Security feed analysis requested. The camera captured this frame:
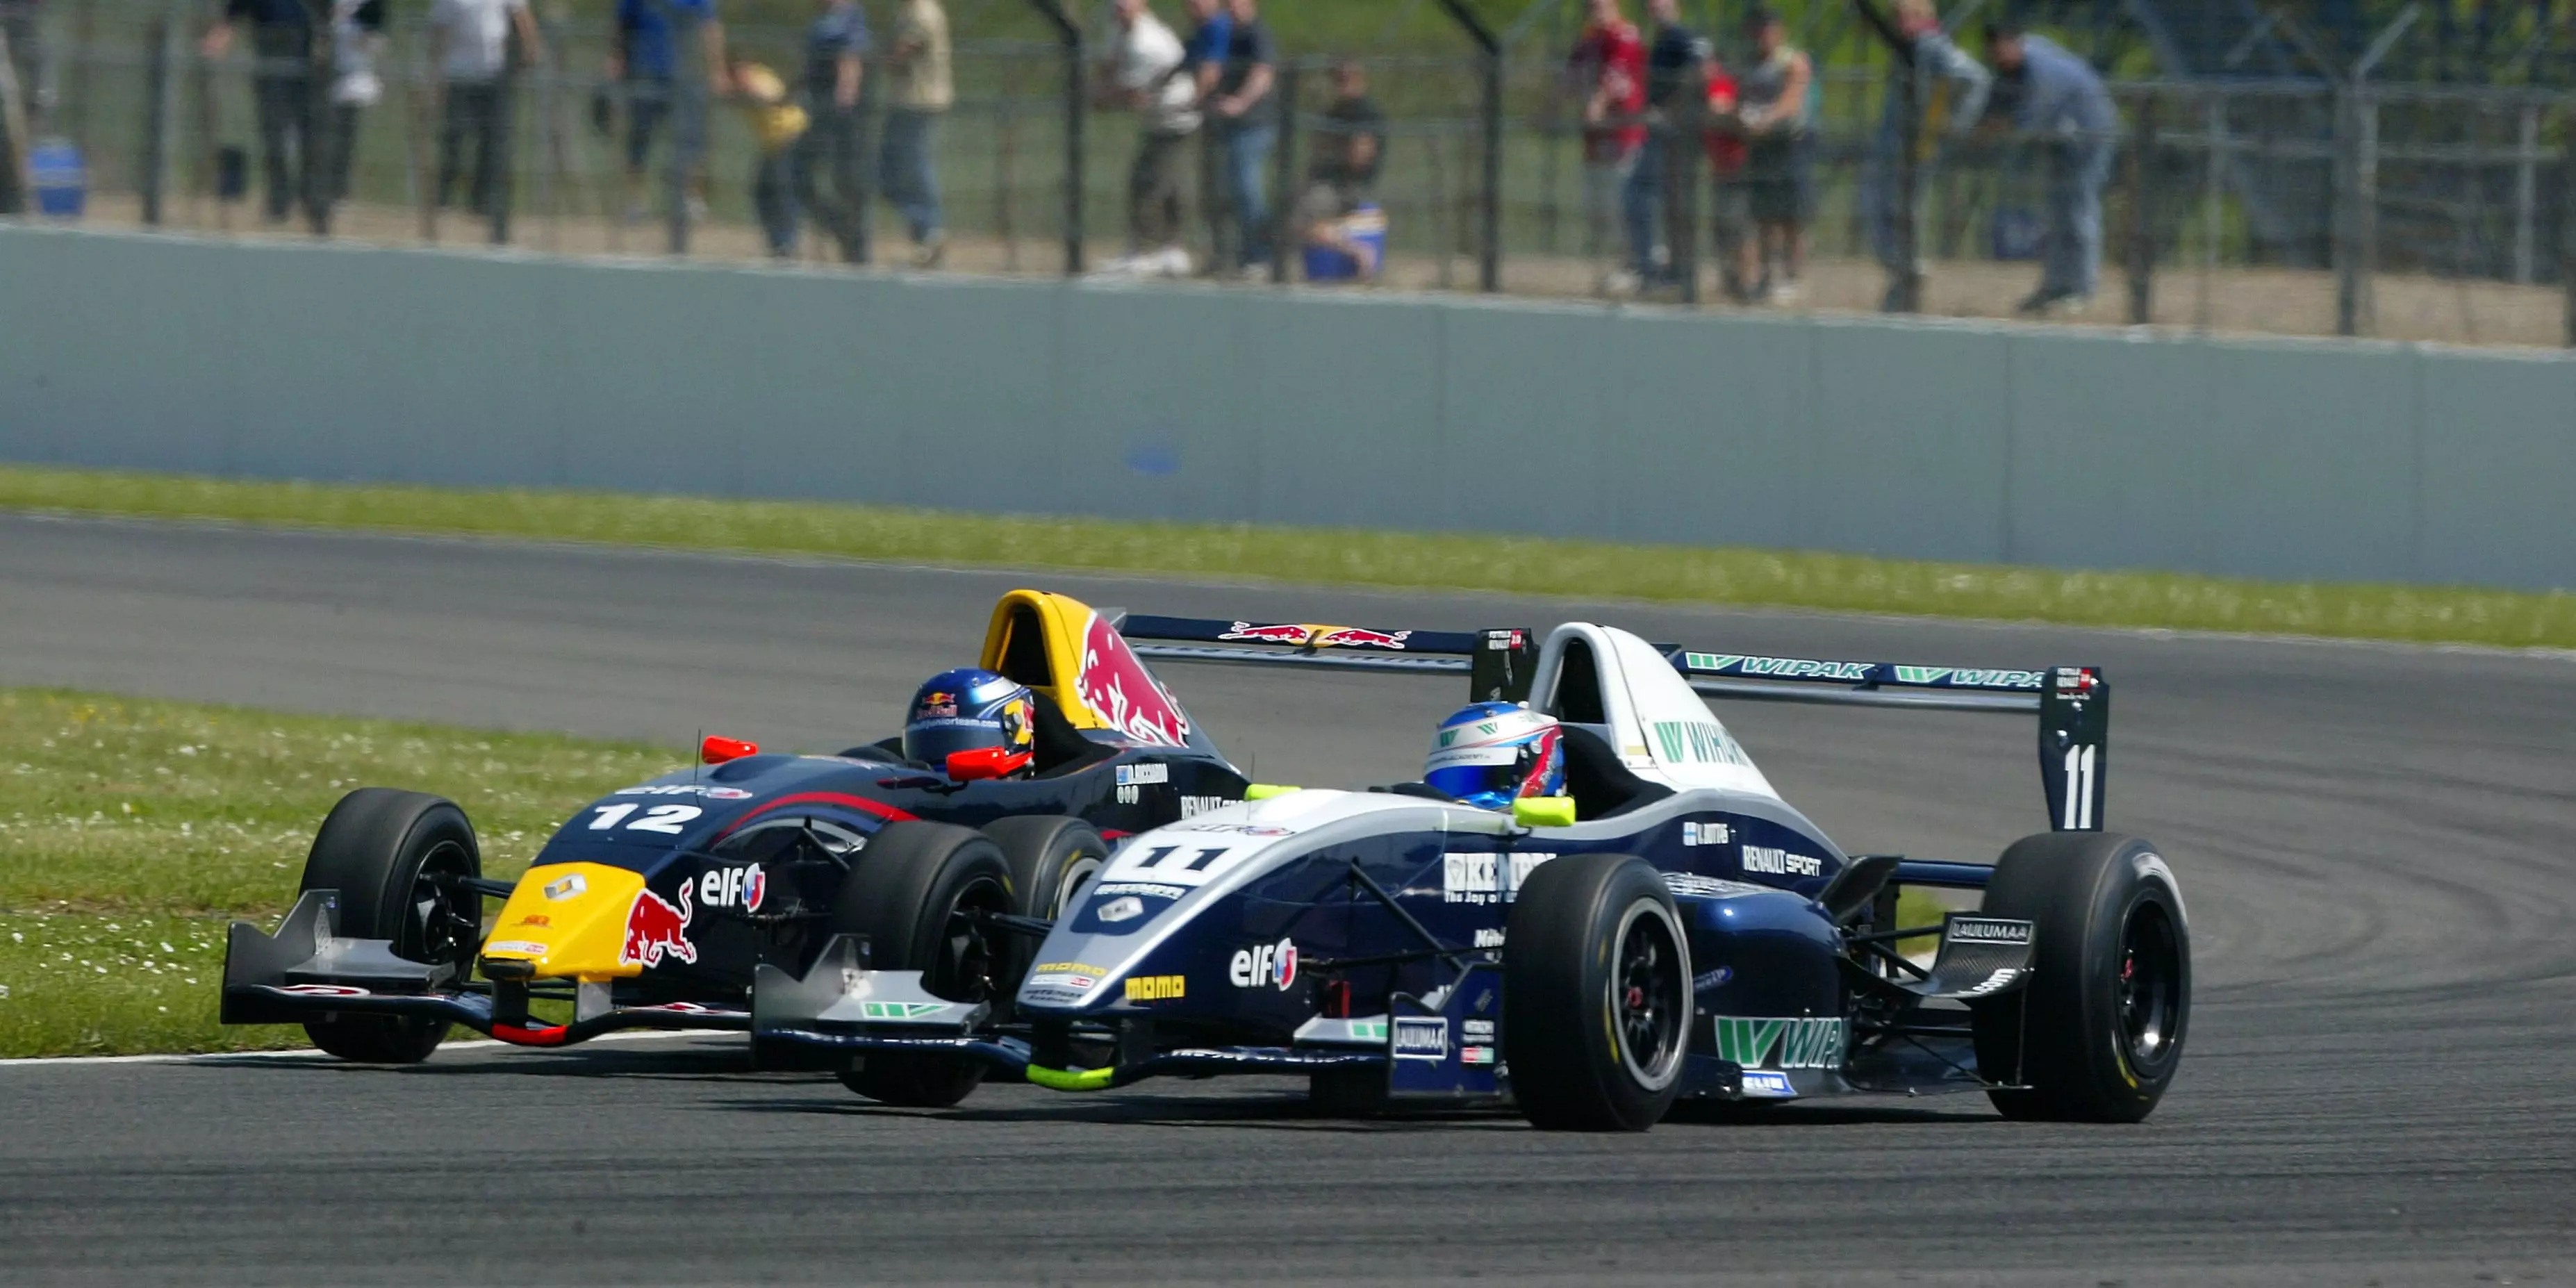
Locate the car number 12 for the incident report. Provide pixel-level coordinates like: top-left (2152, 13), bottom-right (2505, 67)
top-left (587, 803), bottom-right (704, 834)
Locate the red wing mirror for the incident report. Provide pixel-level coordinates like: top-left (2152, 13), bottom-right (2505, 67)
top-left (944, 747), bottom-right (1032, 782)
top-left (701, 736), bottom-right (760, 765)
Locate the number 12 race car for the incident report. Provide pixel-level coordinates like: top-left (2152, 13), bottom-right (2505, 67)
top-left (753, 613), bottom-right (2190, 1129)
top-left (221, 591), bottom-right (1281, 1103)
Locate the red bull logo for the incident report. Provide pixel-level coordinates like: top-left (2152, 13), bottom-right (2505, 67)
top-left (1217, 621), bottom-right (1412, 651)
top-left (1075, 612), bottom-right (1194, 747)
top-left (620, 882), bottom-right (699, 968)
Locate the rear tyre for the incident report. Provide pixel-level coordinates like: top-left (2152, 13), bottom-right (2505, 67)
top-left (1970, 832), bottom-right (2190, 1123)
top-left (829, 821), bottom-right (1015, 1108)
top-left (1503, 854), bottom-right (1692, 1132)
top-left (296, 789), bottom-right (484, 1064)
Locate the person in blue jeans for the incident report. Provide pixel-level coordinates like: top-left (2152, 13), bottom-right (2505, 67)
top-left (1983, 19), bottom-right (2116, 315)
top-left (880, 0), bottom-right (950, 265)
top-left (1622, 0), bottom-right (1708, 287)
top-left (1196, 0), bottom-right (1275, 275)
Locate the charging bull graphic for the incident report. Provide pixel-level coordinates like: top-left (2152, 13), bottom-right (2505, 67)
top-left (1077, 611), bottom-right (1193, 747)
top-left (621, 882), bottom-right (699, 968)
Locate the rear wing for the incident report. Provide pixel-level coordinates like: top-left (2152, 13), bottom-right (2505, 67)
top-left (1107, 613), bottom-right (2107, 833)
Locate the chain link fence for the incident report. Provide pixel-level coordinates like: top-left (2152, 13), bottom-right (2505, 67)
top-left (3, 0), bottom-right (2570, 347)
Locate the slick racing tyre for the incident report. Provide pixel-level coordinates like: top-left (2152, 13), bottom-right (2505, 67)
top-left (297, 789), bottom-right (484, 1064)
top-left (1503, 854), bottom-right (1692, 1132)
top-left (829, 822), bottom-right (1014, 1108)
top-left (1971, 832), bottom-right (2190, 1123)
top-left (984, 816), bottom-right (1107, 923)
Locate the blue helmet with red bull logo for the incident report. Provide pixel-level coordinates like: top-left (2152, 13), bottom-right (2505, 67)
top-left (904, 668), bottom-right (1038, 777)
top-left (1423, 702), bottom-right (1564, 809)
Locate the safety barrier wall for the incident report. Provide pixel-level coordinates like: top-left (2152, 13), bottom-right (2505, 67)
top-left (3, 224), bottom-right (2571, 591)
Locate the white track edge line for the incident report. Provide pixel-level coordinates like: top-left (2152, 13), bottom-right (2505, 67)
top-left (0, 1028), bottom-right (716, 1068)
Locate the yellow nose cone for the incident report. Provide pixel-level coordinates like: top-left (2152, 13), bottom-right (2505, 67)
top-left (477, 864), bottom-right (656, 982)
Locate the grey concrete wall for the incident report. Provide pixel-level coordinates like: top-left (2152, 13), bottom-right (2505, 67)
top-left (3, 224), bottom-right (2570, 590)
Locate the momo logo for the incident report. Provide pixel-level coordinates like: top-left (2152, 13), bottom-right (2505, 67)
top-left (1653, 721), bottom-right (1750, 767)
top-left (1741, 846), bottom-right (1824, 878)
top-left (1443, 852), bottom-right (1556, 905)
top-left (1075, 612), bottom-right (1193, 746)
top-left (620, 883), bottom-right (698, 968)
top-left (1124, 975), bottom-right (1187, 1002)
top-left (1712, 1016), bottom-right (1847, 1070)
top-left (1948, 917), bottom-right (2034, 945)
top-left (1228, 938), bottom-right (1298, 990)
top-left (697, 863), bottom-right (767, 912)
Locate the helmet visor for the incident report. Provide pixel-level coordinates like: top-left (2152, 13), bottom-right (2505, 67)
top-left (905, 718), bottom-right (1005, 766)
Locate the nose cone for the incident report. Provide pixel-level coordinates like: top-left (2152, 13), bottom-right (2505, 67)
top-left (477, 863), bottom-right (661, 982)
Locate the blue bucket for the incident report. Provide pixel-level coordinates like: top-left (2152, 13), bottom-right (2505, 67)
top-left (30, 139), bottom-right (85, 218)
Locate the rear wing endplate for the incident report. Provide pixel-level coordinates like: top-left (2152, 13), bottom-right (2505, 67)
top-left (1108, 613), bottom-right (2107, 833)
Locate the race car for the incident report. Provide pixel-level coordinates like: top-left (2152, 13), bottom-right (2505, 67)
top-left (754, 613), bottom-right (2188, 1128)
top-left (221, 590), bottom-right (1287, 1101)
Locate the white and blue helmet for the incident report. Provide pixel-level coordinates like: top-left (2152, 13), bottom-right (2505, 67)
top-left (1424, 702), bottom-right (1565, 809)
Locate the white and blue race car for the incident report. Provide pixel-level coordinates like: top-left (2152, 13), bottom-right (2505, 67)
top-left (757, 613), bottom-right (2188, 1131)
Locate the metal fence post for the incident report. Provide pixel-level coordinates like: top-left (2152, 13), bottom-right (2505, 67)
top-left (1436, 0), bottom-right (1503, 292)
top-left (1269, 62), bottom-right (1297, 285)
top-left (2334, 84), bottom-right (2360, 336)
top-left (140, 13), bottom-right (174, 225)
top-left (1026, 0), bottom-right (1084, 275)
top-left (2512, 101), bottom-right (2536, 286)
top-left (2126, 92), bottom-right (2154, 325)
top-left (2564, 117), bottom-right (2575, 348)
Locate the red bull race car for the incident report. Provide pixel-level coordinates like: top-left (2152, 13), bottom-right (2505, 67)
top-left (221, 591), bottom-right (1468, 1102)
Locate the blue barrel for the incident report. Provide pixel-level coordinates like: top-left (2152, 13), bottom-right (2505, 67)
top-left (1301, 204), bottom-right (1386, 282)
top-left (30, 139), bottom-right (85, 218)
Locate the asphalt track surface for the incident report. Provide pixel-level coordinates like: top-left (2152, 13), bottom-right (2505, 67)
top-left (3, 512), bottom-right (2573, 1286)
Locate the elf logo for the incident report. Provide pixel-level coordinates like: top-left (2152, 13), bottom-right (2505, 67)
top-left (1228, 937), bottom-right (1298, 990)
top-left (697, 863), bottom-right (768, 911)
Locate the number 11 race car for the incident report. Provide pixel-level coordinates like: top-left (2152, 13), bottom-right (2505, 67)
top-left (752, 613), bottom-right (2190, 1129)
top-left (221, 590), bottom-right (1267, 1103)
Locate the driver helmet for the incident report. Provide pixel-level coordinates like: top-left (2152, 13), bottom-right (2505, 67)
top-left (1423, 702), bottom-right (1564, 809)
top-left (903, 668), bottom-right (1037, 775)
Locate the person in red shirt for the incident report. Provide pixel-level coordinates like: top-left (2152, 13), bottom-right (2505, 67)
top-left (1564, 0), bottom-right (1644, 291)
top-left (1704, 62), bottom-right (1758, 302)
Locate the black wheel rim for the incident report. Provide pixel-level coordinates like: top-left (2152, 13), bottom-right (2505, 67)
top-left (930, 875), bottom-right (1011, 1004)
top-left (2115, 899), bottom-right (2183, 1076)
top-left (1612, 900), bottom-right (1687, 1089)
top-left (405, 840), bottom-right (481, 977)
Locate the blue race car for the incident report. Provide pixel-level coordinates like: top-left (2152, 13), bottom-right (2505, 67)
top-left (756, 613), bottom-right (2188, 1130)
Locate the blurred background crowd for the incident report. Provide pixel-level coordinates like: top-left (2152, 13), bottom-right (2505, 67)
top-left (0, 0), bottom-right (2569, 344)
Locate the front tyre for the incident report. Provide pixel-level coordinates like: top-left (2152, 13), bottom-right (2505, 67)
top-left (1503, 854), bottom-right (1692, 1132)
top-left (827, 821), bottom-right (1015, 1108)
top-left (983, 816), bottom-right (1107, 925)
top-left (1971, 832), bottom-right (2190, 1123)
top-left (297, 789), bottom-right (484, 1064)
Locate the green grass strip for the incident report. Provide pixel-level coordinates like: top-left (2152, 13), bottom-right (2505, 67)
top-left (6, 465), bottom-right (2572, 649)
top-left (0, 688), bottom-right (676, 1057)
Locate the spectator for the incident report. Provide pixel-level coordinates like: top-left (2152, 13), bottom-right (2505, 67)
top-left (1294, 58), bottom-right (1387, 279)
top-left (726, 56), bottom-right (808, 258)
top-left (429, 0), bottom-right (541, 219)
top-left (1856, 0), bottom-right (1988, 311)
top-left (795, 0), bottom-right (869, 263)
top-left (1734, 5), bottom-right (1813, 302)
top-left (201, 0), bottom-right (317, 224)
top-left (1198, 0), bottom-right (1278, 277)
top-left (1627, 0), bottom-right (1708, 290)
top-left (0, 0), bottom-right (42, 214)
top-left (881, 0), bottom-right (951, 267)
top-left (611, 0), bottom-right (727, 224)
top-left (315, 0), bottom-right (388, 217)
top-left (1563, 0), bottom-right (1643, 293)
top-left (1983, 19), bottom-right (2115, 315)
top-left (1094, 0), bottom-right (1199, 277)
top-left (1703, 58), bottom-right (1754, 302)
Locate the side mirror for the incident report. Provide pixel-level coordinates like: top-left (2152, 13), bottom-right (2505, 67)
top-left (1245, 784), bottom-right (1302, 801)
top-left (944, 747), bottom-right (1030, 781)
top-left (701, 735), bottom-right (759, 764)
top-left (1512, 795), bottom-right (1576, 829)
